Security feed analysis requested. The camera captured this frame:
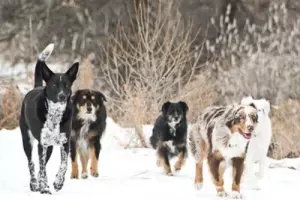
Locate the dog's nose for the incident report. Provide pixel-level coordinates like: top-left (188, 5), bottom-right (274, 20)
top-left (58, 94), bottom-right (67, 101)
top-left (247, 125), bottom-right (254, 132)
top-left (87, 106), bottom-right (92, 113)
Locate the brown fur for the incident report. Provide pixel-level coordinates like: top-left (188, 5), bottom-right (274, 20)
top-left (231, 157), bottom-right (245, 192)
top-left (207, 152), bottom-right (226, 193)
top-left (90, 147), bottom-right (99, 177)
top-left (157, 152), bottom-right (173, 176)
top-left (174, 151), bottom-right (185, 171)
top-left (194, 139), bottom-right (207, 185)
top-left (71, 154), bottom-right (79, 179)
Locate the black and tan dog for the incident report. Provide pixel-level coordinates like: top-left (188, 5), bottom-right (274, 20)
top-left (189, 104), bottom-right (258, 199)
top-left (149, 101), bottom-right (189, 176)
top-left (70, 89), bottom-right (107, 179)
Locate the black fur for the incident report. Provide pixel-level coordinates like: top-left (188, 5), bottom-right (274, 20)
top-left (150, 101), bottom-right (189, 174)
top-left (19, 44), bottom-right (79, 194)
top-left (70, 89), bottom-right (107, 179)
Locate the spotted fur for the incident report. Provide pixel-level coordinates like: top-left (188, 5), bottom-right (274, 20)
top-left (189, 104), bottom-right (258, 198)
top-left (19, 43), bottom-right (79, 194)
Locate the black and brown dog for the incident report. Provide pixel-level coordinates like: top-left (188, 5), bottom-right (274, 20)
top-left (149, 101), bottom-right (189, 176)
top-left (70, 89), bottom-right (107, 179)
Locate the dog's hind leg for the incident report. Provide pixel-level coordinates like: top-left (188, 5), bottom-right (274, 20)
top-left (20, 125), bottom-right (39, 192)
top-left (37, 144), bottom-right (51, 194)
top-left (157, 144), bottom-right (173, 176)
top-left (90, 136), bottom-right (101, 177)
top-left (53, 142), bottom-right (70, 192)
top-left (193, 138), bottom-right (207, 190)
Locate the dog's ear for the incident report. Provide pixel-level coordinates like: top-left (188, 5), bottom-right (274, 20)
top-left (161, 101), bottom-right (171, 114)
top-left (65, 62), bottom-right (79, 83)
top-left (249, 103), bottom-right (257, 110)
top-left (179, 101), bottom-right (189, 114)
top-left (94, 91), bottom-right (107, 102)
top-left (41, 63), bottom-right (54, 83)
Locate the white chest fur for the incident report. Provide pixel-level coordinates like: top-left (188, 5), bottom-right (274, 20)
top-left (40, 100), bottom-right (67, 147)
top-left (77, 121), bottom-right (91, 153)
top-left (213, 128), bottom-right (249, 163)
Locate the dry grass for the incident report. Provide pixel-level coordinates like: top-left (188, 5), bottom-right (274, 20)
top-left (72, 53), bottom-right (95, 91)
top-left (0, 85), bottom-right (23, 130)
top-left (177, 73), bottom-right (218, 123)
top-left (100, 0), bottom-right (203, 146)
top-left (268, 99), bottom-right (300, 159)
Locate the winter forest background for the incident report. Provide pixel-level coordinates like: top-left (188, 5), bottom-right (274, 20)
top-left (0, 0), bottom-right (300, 159)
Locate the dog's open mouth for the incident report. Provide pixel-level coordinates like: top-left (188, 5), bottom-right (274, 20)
top-left (238, 129), bottom-right (252, 140)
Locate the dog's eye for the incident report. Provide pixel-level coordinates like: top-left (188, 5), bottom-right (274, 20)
top-left (239, 114), bottom-right (246, 120)
top-left (251, 115), bottom-right (257, 121)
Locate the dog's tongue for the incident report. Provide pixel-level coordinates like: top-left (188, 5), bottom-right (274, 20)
top-left (243, 133), bottom-right (252, 140)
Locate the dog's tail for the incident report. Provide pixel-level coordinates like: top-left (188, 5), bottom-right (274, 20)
top-left (34, 43), bottom-right (54, 88)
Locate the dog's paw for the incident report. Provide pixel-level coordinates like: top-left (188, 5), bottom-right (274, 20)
top-left (174, 165), bottom-right (182, 172)
top-left (70, 172), bottom-right (79, 179)
top-left (217, 190), bottom-right (228, 197)
top-left (194, 183), bottom-right (203, 191)
top-left (81, 172), bottom-right (88, 179)
top-left (166, 171), bottom-right (174, 176)
top-left (231, 191), bottom-right (243, 199)
top-left (40, 187), bottom-right (52, 195)
top-left (90, 171), bottom-right (99, 178)
top-left (53, 177), bottom-right (65, 192)
top-left (30, 178), bottom-right (39, 192)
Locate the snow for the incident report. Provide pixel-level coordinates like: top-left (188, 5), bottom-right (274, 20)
top-left (0, 118), bottom-right (300, 200)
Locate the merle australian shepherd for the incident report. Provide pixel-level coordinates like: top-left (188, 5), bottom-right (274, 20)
top-left (70, 89), bottom-right (107, 179)
top-left (150, 101), bottom-right (189, 176)
top-left (189, 104), bottom-right (258, 199)
top-left (19, 44), bottom-right (79, 194)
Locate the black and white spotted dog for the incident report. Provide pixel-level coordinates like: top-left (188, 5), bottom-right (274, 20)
top-left (149, 101), bottom-right (189, 176)
top-left (19, 43), bottom-right (79, 194)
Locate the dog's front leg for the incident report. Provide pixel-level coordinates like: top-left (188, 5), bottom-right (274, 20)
top-left (231, 157), bottom-right (245, 199)
top-left (207, 153), bottom-right (227, 197)
top-left (174, 146), bottom-right (187, 172)
top-left (53, 142), bottom-right (69, 192)
top-left (90, 136), bottom-right (101, 177)
top-left (37, 144), bottom-right (51, 194)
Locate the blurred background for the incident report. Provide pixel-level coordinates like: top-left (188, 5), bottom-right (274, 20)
top-left (0, 0), bottom-right (300, 159)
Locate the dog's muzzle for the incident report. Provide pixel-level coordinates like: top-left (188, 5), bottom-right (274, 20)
top-left (58, 93), bottom-right (67, 102)
top-left (86, 106), bottom-right (92, 114)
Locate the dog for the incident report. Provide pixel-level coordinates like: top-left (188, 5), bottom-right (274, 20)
top-left (189, 104), bottom-right (258, 199)
top-left (149, 101), bottom-right (189, 176)
top-left (19, 43), bottom-right (79, 194)
top-left (241, 96), bottom-right (272, 190)
top-left (70, 89), bottom-right (107, 179)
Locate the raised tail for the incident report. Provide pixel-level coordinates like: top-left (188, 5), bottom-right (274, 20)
top-left (34, 43), bottom-right (54, 88)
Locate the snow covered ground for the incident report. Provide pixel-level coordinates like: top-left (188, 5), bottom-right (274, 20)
top-left (0, 118), bottom-right (299, 200)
